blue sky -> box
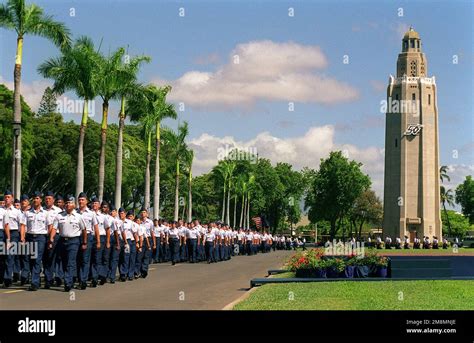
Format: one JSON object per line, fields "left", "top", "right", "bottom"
{"left": 0, "top": 0, "right": 472, "bottom": 200}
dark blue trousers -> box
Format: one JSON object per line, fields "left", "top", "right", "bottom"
{"left": 169, "top": 238, "right": 180, "bottom": 264}
{"left": 119, "top": 239, "right": 131, "bottom": 277}
{"left": 205, "top": 241, "right": 215, "bottom": 262}
{"left": 108, "top": 237, "right": 121, "bottom": 281}
{"left": 4, "top": 230, "right": 20, "bottom": 281}
{"left": 21, "top": 234, "right": 47, "bottom": 287}
{"left": 59, "top": 237, "right": 80, "bottom": 288}
{"left": 0, "top": 230, "right": 6, "bottom": 283}
{"left": 43, "top": 234, "right": 59, "bottom": 284}
{"left": 78, "top": 234, "right": 93, "bottom": 283}
{"left": 188, "top": 239, "right": 197, "bottom": 262}
{"left": 127, "top": 240, "right": 137, "bottom": 278}
{"left": 91, "top": 235, "right": 106, "bottom": 281}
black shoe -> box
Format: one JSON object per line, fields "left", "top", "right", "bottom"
{"left": 80, "top": 282, "right": 87, "bottom": 290}
{"left": 12, "top": 273, "right": 19, "bottom": 283}
{"left": 120, "top": 275, "right": 126, "bottom": 282}
{"left": 28, "top": 285, "right": 38, "bottom": 291}
{"left": 20, "top": 277, "right": 28, "bottom": 286}
{"left": 44, "top": 282, "right": 51, "bottom": 289}
{"left": 141, "top": 272, "right": 148, "bottom": 279}
{"left": 109, "top": 280, "right": 115, "bottom": 284}
{"left": 172, "top": 262, "right": 176, "bottom": 265}
{"left": 3, "top": 279, "right": 12, "bottom": 288}
{"left": 90, "top": 280, "right": 97, "bottom": 288}
{"left": 64, "top": 285, "right": 71, "bottom": 292}
{"left": 128, "top": 277, "right": 134, "bottom": 281}
{"left": 99, "top": 277, "right": 106, "bottom": 285}
{"left": 134, "top": 273, "right": 139, "bottom": 279}
{"left": 55, "top": 278, "right": 62, "bottom": 287}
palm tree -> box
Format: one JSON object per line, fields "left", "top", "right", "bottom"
{"left": 225, "top": 161, "right": 236, "bottom": 225}
{"left": 184, "top": 149, "right": 194, "bottom": 223}
{"left": 0, "top": 0, "right": 71, "bottom": 197}
{"left": 215, "top": 161, "right": 230, "bottom": 222}
{"left": 232, "top": 193, "right": 237, "bottom": 228}
{"left": 237, "top": 175, "right": 247, "bottom": 228}
{"left": 38, "top": 36, "right": 99, "bottom": 200}
{"left": 246, "top": 174, "right": 256, "bottom": 229}
{"left": 440, "top": 165, "right": 450, "bottom": 183}
{"left": 439, "top": 165, "right": 452, "bottom": 236}
{"left": 163, "top": 122, "right": 189, "bottom": 221}
{"left": 95, "top": 47, "right": 128, "bottom": 202}
{"left": 127, "top": 85, "right": 176, "bottom": 216}
{"left": 113, "top": 53, "right": 150, "bottom": 208}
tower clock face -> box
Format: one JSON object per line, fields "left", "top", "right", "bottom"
{"left": 404, "top": 124, "right": 423, "bottom": 136}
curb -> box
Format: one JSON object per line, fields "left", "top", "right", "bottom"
{"left": 222, "top": 270, "right": 281, "bottom": 310}
{"left": 222, "top": 285, "right": 259, "bottom": 310}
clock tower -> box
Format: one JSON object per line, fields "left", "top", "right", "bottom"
{"left": 383, "top": 27, "right": 442, "bottom": 241}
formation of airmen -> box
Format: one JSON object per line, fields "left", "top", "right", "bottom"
{"left": 371, "top": 235, "right": 450, "bottom": 249}
{"left": 0, "top": 190, "right": 283, "bottom": 292}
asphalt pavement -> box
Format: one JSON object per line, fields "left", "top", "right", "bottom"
{"left": 0, "top": 250, "right": 293, "bottom": 310}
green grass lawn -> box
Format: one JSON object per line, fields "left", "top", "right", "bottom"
{"left": 234, "top": 280, "right": 474, "bottom": 310}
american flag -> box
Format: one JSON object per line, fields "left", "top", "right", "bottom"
{"left": 252, "top": 216, "right": 262, "bottom": 229}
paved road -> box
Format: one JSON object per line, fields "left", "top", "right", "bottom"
{"left": 0, "top": 250, "right": 293, "bottom": 310}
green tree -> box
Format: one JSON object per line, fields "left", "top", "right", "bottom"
{"left": 0, "top": 0, "right": 71, "bottom": 197}
{"left": 349, "top": 189, "right": 383, "bottom": 239}
{"left": 95, "top": 47, "right": 131, "bottom": 202}
{"left": 36, "top": 87, "right": 57, "bottom": 116}
{"left": 455, "top": 175, "right": 474, "bottom": 224}
{"left": 163, "top": 122, "right": 189, "bottom": 221}
{"left": 305, "top": 151, "right": 371, "bottom": 239}
{"left": 0, "top": 83, "right": 34, "bottom": 191}
{"left": 441, "top": 210, "right": 471, "bottom": 239}
{"left": 440, "top": 186, "right": 455, "bottom": 236}
{"left": 113, "top": 53, "right": 150, "bottom": 208}
{"left": 38, "top": 36, "right": 100, "bottom": 200}
{"left": 183, "top": 149, "right": 194, "bottom": 222}
{"left": 127, "top": 84, "right": 176, "bottom": 215}
{"left": 440, "top": 165, "right": 450, "bottom": 183}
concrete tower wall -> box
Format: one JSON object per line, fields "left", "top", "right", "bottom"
{"left": 382, "top": 28, "right": 442, "bottom": 241}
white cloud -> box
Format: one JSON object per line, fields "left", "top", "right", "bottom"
{"left": 153, "top": 40, "right": 359, "bottom": 110}
{"left": 188, "top": 125, "right": 385, "bottom": 196}
{"left": 391, "top": 22, "right": 410, "bottom": 40}
{"left": 0, "top": 75, "right": 50, "bottom": 112}
{"left": 443, "top": 164, "right": 474, "bottom": 190}
{"left": 370, "top": 80, "right": 386, "bottom": 92}
{"left": 193, "top": 52, "right": 221, "bottom": 65}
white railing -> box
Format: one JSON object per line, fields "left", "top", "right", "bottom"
{"left": 388, "top": 75, "right": 436, "bottom": 85}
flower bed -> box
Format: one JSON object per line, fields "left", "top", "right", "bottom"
{"left": 285, "top": 248, "right": 390, "bottom": 278}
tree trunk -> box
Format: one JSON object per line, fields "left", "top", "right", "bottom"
{"left": 181, "top": 197, "right": 186, "bottom": 220}
{"left": 114, "top": 97, "right": 125, "bottom": 208}
{"left": 338, "top": 216, "right": 344, "bottom": 241}
{"left": 330, "top": 219, "right": 337, "bottom": 240}
{"left": 98, "top": 101, "right": 109, "bottom": 202}
{"left": 443, "top": 202, "right": 451, "bottom": 236}
{"left": 226, "top": 181, "right": 231, "bottom": 225}
{"left": 221, "top": 184, "right": 226, "bottom": 222}
{"left": 153, "top": 122, "right": 161, "bottom": 220}
{"left": 12, "top": 37, "right": 23, "bottom": 198}
{"left": 239, "top": 194, "right": 245, "bottom": 228}
{"left": 76, "top": 100, "right": 88, "bottom": 202}
{"left": 144, "top": 132, "right": 152, "bottom": 211}
{"left": 174, "top": 161, "right": 180, "bottom": 221}
{"left": 233, "top": 195, "right": 237, "bottom": 228}
{"left": 246, "top": 192, "right": 250, "bottom": 229}
{"left": 188, "top": 177, "right": 192, "bottom": 223}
